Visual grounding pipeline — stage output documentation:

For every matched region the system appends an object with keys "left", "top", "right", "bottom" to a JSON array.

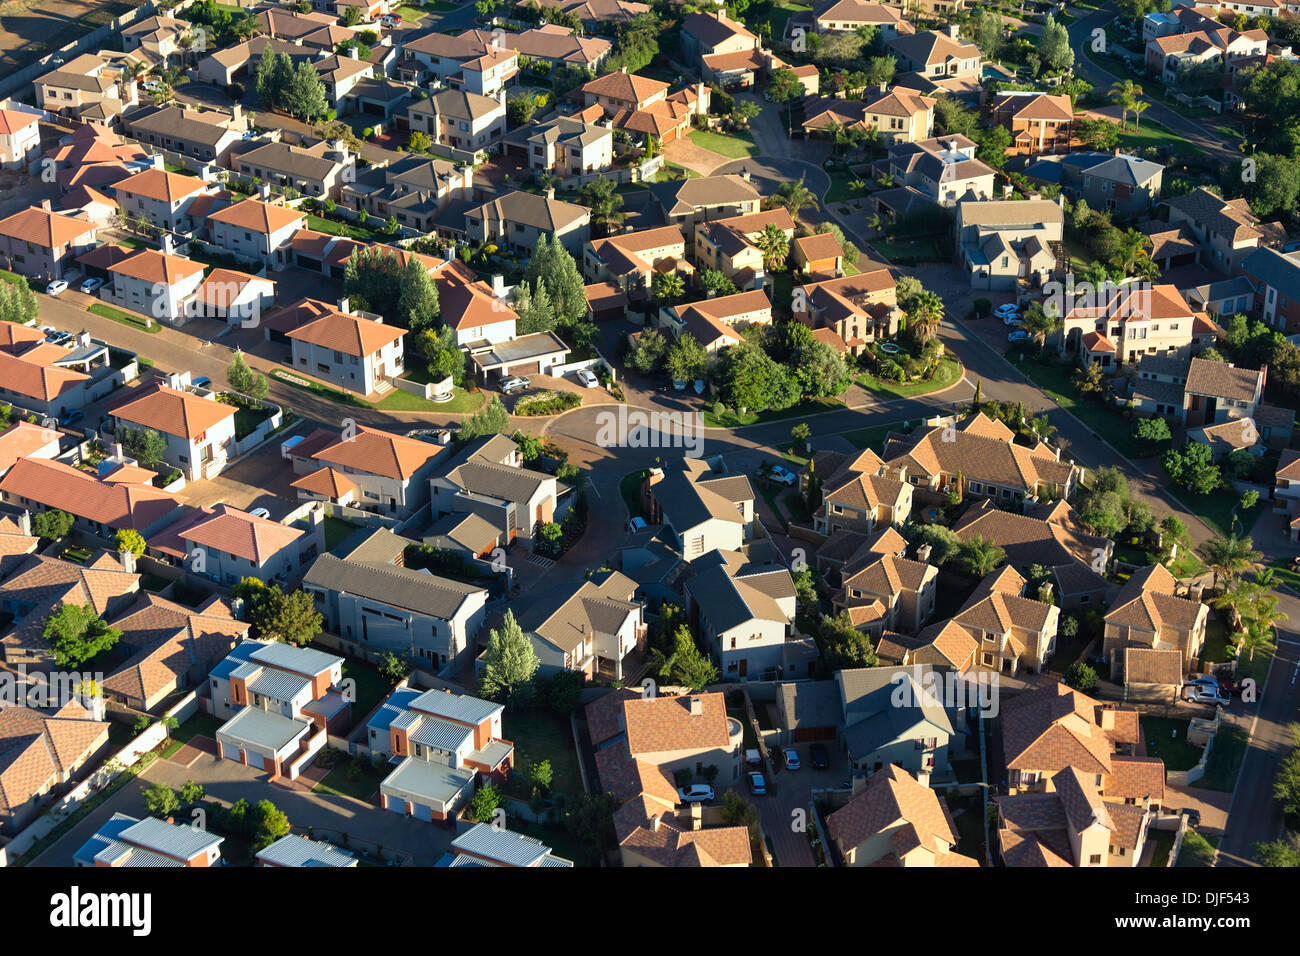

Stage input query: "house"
[
  {"left": 1059, "top": 283, "right": 1204, "bottom": 367},
  {"left": 0, "top": 203, "right": 97, "bottom": 280},
  {"left": 108, "top": 380, "right": 238, "bottom": 481},
  {"left": 988, "top": 91, "right": 1074, "bottom": 156},
  {"left": 1181, "top": 356, "right": 1265, "bottom": 427},
  {"left": 644, "top": 458, "right": 755, "bottom": 557},
  {"left": 467, "top": 329, "right": 573, "bottom": 384},
  {"left": 235, "top": 140, "right": 356, "bottom": 202},
  {"left": 288, "top": 424, "right": 444, "bottom": 516},
  {"left": 303, "top": 533, "right": 488, "bottom": 675},
  {"left": 441, "top": 822, "right": 573, "bottom": 866},
  {"left": 834, "top": 665, "right": 968, "bottom": 778},
  {"left": 693, "top": 207, "right": 794, "bottom": 285},
  {"left": 0, "top": 702, "right": 111, "bottom": 835},
  {"left": 0, "top": 335, "right": 100, "bottom": 418},
  {"left": 464, "top": 189, "right": 591, "bottom": 256},
  {"left": 113, "top": 167, "right": 218, "bottom": 236},
  {"left": 887, "top": 27, "right": 982, "bottom": 81},
  {"left": 791, "top": 232, "right": 844, "bottom": 279},
  {"left": 437, "top": 273, "right": 519, "bottom": 348},
  {"left": 151, "top": 503, "right": 322, "bottom": 586},
  {"left": 423, "top": 512, "right": 503, "bottom": 563},
  {"left": 196, "top": 268, "right": 277, "bottom": 325},
  {"left": 120, "top": 13, "right": 190, "bottom": 65},
  {"left": 579, "top": 70, "right": 667, "bottom": 115},
  {"left": 659, "top": 289, "right": 774, "bottom": 351},
  {"left": 124, "top": 104, "right": 248, "bottom": 167},
  {"left": 369, "top": 686, "right": 512, "bottom": 821},
  {"left": 1103, "top": 564, "right": 1209, "bottom": 679},
  {"left": 256, "top": 834, "right": 357, "bottom": 867},
  {"left": 286, "top": 306, "right": 405, "bottom": 395},
  {"left": 34, "top": 53, "right": 138, "bottom": 125},
  {"left": 74, "top": 813, "right": 223, "bottom": 867},
  {"left": 812, "top": 519, "right": 910, "bottom": 584},
  {"left": 827, "top": 764, "right": 979, "bottom": 867},
  {"left": 648, "top": 173, "right": 761, "bottom": 239},
  {"left": 1166, "top": 186, "right": 1284, "bottom": 274},
  {"left": 801, "top": 86, "right": 935, "bottom": 145},
  {"left": 833, "top": 553, "right": 937, "bottom": 636},
  {"left": 505, "top": 115, "right": 613, "bottom": 180},
  {"left": 951, "top": 499, "right": 1113, "bottom": 610},
  {"left": 882, "top": 413, "right": 1081, "bottom": 500},
  {"left": 685, "top": 553, "right": 796, "bottom": 681},
  {"left": 428, "top": 434, "right": 563, "bottom": 546},
  {"left": 601, "top": 82, "right": 710, "bottom": 147},
  {"left": 515, "top": 572, "right": 646, "bottom": 681},
  {"left": 492, "top": 23, "right": 612, "bottom": 71},
  {"left": 205, "top": 198, "right": 307, "bottom": 268},
  {"left": 586, "top": 689, "right": 751, "bottom": 867},
  {"left": 395, "top": 31, "right": 519, "bottom": 97},
  {"left": 814, "top": 0, "right": 914, "bottom": 37},
  {"left": 0, "top": 107, "right": 42, "bottom": 170},
  {"left": 0, "top": 421, "right": 61, "bottom": 478},
  {"left": 681, "top": 12, "right": 770, "bottom": 88},
  {"left": 407, "top": 89, "right": 507, "bottom": 154},
  {"left": 584, "top": 225, "right": 690, "bottom": 296},
  {"left": 312, "top": 53, "right": 376, "bottom": 108},
  {"left": 955, "top": 197, "right": 1063, "bottom": 290},
  {"left": 1275, "top": 448, "right": 1300, "bottom": 523},
  {"left": 792, "top": 267, "right": 900, "bottom": 354},
  {"left": 812, "top": 446, "right": 913, "bottom": 536},
  {"left": 1054, "top": 151, "right": 1164, "bottom": 217},
  {"left": 104, "top": 249, "right": 207, "bottom": 323},
  {"left": 210, "top": 640, "right": 347, "bottom": 779},
  {"left": 882, "top": 134, "right": 995, "bottom": 205},
  {"left": 101, "top": 592, "right": 247, "bottom": 712},
  {"left": 1242, "top": 247, "right": 1300, "bottom": 334},
  {"left": 0, "top": 458, "right": 183, "bottom": 541},
  {"left": 341, "top": 156, "right": 474, "bottom": 234}
]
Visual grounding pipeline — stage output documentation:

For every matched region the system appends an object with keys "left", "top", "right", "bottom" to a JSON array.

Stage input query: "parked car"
[
  {"left": 748, "top": 772, "right": 767, "bottom": 795},
  {"left": 627, "top": 516, "right": 647, "bottom": 533},
  {"left": 79, "top": 277, "right": 104, "bottom": 294},
  {"left": 1001, "top": 314, "right": 1023, "bottom": 326},
  {"left": 45, "top": 280, "right": 68, "bottom": 296},
  {"left": 809, "top": 743, "right": 830, "bottom": 769},
  {"left": 745, "top": 748, "right": 762, "bottom": 767},
  {"left": 46, "top": 330, "right": 72, "bottom": 345},
  {"left": 782, "top": 747, "right": 800, "bottom": 771},
  {"left": 191, "top": 376, "right": 211, "bottom": 389},
  {"left": 677, "top": 784, "right": 714, "bottom": 804},
  {"left": 1182, "top": 684, "right": 1230, "bottom": 707},
  {"left": 575, "top": 368, "right": 599, "bottom": 388},
  {"left": 1008, "top": 330, "right": 1030, "bottom": 342},
  {"left": 59, "top": 409, "right": 83, "bottom": 426},
  {"left": 38, "top": 325, "right": 55, "bottom": 335},
  {"left": 1181, "top": 808, "right": 1201, "bottom": 827},
  {"left": 248, "top": 507, "right": 272, "bottom": 519},
  {"left": 769, "top": 464, "right": 797, "bottom": 486},
  {"left": 994, "top": 303, "right": 1020, "bottom": 318},
  {"left": 500, "top": 375, "right": 529, "bottom": 394}
]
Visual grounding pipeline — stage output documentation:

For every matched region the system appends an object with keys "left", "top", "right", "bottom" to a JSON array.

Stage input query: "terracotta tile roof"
[
  {"left": 0, "top": 206, "right": 94, "bottom": 248},
  {"left": 1276, "top": 448, "right": 1300, "bottom": 482},
  {"left": 110, "top": 383, "right": 235, "bottom": 440},
  {"left": 0, "top": 421, "right": 59, "bottom": 473},
  {"left": 437, "top": 275, "right": 520, "bottom": 331},
  {"left": 1000, "top": 683, "right": 1120, "bottom": 776},
  {"left": 0, "top": 703, "right": 109, "bottom": 812},
  {"left": 115, "top": 167, "right": 209, "bottom": 204},
  {"left": 177, "top": 504, "right": 304, "bottom": 565},
  {"left": 581, "top": 70, "right": 668, "bottom": 104},
  {"left": 0, "top": 109, "right": 40, "bottom": 136},
  {"left": 991, "top": 91, "right": 1073, "bottom": 123},
  {"left": 312, "top": 425, "right": 443, "bottom": 480},
  {"left": 1106, "top": 564, "right": 1206, "bottom": 632},
  {"left": 197, "top": 268, "right": 272, "bottom": 309},
  {"left": 290, "top": 466, "right": 357, "bottom": 499},
  {"left": 1104, "top": 755, "right": 1165, "bottom": 804},
  {"left": 286, "top": 312, "right": 404, "bottom": 356},
  {"left": 952, "top": 499, "right": 1107, "bottom": 571},
  {"left": 1106, "top": 800, "right": 1147, "bottom": 851},
  {"left": 0, "top": 347, "right": 87, "bottom": 405},
  {"left": 0, "top": 458, "right": 180, "bottom": 530},
  {"left": 1081, "top": 330, "right": 1115, "bottom": 352},
  {"left": 793, "top": 231, "right": 843, "bottom": 262},
  {"left": 827, "top": 765, "right": 971, "bottom": 863},
  {"left": 585, "top": 687, "right": 640, "bottom": 747},
  {"left": 107, "top": 249, "right": 205, "bottom": 286},
  {"left": 623, "top": 692, "right": 731, "bottom": 755},
  {"left": 206, "top": 198, "right": 305, "bottom": 234},
  {"left": 1184, "top": 357, "right": 1262, "bottom": 403}
]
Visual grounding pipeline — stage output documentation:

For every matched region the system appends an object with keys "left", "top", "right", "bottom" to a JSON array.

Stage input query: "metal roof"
[
  {"left": 451, "top": 822, "right": 571, "bottom": 867},
  {"left": 256, "top": 834, "right": 358, "bottom": 867},
  {"left": 216, "top": 706, "right": 312, "bottom": 752},
  {"left": 118, "top": 815, "right": 223, "bottom": 861},
  {"left": 246, "top": 666, "right": 311, "bottom": 702},
  {"left": 408, "top": 713, "right": 474, "bottom": 752},
  {"left": 379, "top": 757, "right": 475, "bottom": 805},
  {"left": 409, "top": 688, "right": 501, "bottom": 726},
  {"left": 250, "top": 640, "right": 342, "bottom": 676}
]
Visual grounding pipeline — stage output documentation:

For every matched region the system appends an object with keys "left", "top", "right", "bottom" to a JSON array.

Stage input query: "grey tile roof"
[{"left": 304, "top": 553, "right": 485, "bottom": 620}]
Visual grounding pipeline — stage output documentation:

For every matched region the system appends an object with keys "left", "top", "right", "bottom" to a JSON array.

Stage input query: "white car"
[
  {"left": 575, "top": 368, "right": 599, "bottom": 388},
  {"left": 1001, "top": 313, "right": 1023, "bottom": 326},
  {"left": 769, "top": 464, "right": 797, "bottom": 486},
  {"left": 748, "top": 772, "right": 767, "bottom": 795},
  {"left": 1183, "top": 685, "right": 1230, "bottom": 707},
  {"left": 45, "top": 280, "right": 68, "bottom": 296},
  {"left": 1008, "top": 330, "right": 1030, "bottom": 343},
  {"left": 500, "top": 375, "right": 530, "bottom": 395},
  {"left": 994, "top": 303, "right": 1020, "bottom": 318},
  {"left": 677, "top": 784, "right": 715, "bottom": 804},
  {"left": 783, "top": 748, "right": 800, "bottom": 770},
  {"left": 80, "top": 277, "right": 104, "bottom": 294},
  {"left": 248, "top": 507, "right": 272, "bottom": 519}
]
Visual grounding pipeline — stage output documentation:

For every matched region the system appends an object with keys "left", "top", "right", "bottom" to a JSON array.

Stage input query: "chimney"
[
  {"left": 879, "top": 82, "right": 888, "bottom": 93},
  {"left": 915, "top": 543, "right": 932, "bottom": 564},
  {"left": 338, "top": 296, "right": 350, "bottom": 313},
  {"left": 545, "top": 187, "right": 555, "bottom": 200},
  {"left": 119, "top": 549, "right": 137, "bottom": 574},
  {"left": 349, "top": 44, "right": 359, "bottom": 60},
  {"left": 948, "top": 23, "right": 959, "bottom": 38},
  {"left": 621, "top": 65, "right": 627, "bottom": 74},
  {"left": 39, "top": 198, "right": 52, "bottom": 211},
  {"left": 916, "top": 768, "right": 931, "bottom": 788},
  {"left": 1038, "top": 581, "right": 1054, "bottom": 603},
  {"left": 689, "top": 801, "right": 702, "bottom": 830},
  {"left": 739, "top": 166, "right": 750, "bottom": 181},
  {"left": 1113, "top": 147, "right": 1121, "bottom": 156},
  {"left": 162, "top": 233, "right": 176, "bottom": 255},
  {"left": 1099, "top": 708, "right": 1116, "bottom": 731},
  {"left": 688, "top": 696, "right": 703, "bottom": 716},
  {"left": 231, "top": 103, "right": 243, "bottom": 124},
  {"left": 18, "top": 510, "right": 31, "bottom": 536},
  {"left": 650, "top": 814, "right": 660, "bottom": 832}
]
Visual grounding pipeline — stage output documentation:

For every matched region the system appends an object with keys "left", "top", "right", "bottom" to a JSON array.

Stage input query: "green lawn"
[
  {"left": 1236, "top": 643, "right": 1273, "bottom": 694},
  {"left": 1149, "top": 827, "right": 1176, "bottom": 867},
  {"left": 89, "top": 303, "right": 162, "bottom": 334},
  {"left": 161, "top": 713, "right": 225, "bottom": 759},
  {"left": 373, "top": 385, "right": 485, "bottom": 413},
  {"left": 1165, "top": 484, "right": 1261, "bottom": 538},
  {"left": 231, "top": 403, "right": 273, "bottom": 441},
  {"left": 1116, "top": 119, "right": 1205, "bottom": 158},
  {"left": 840, "top": 420, "right": 905, "bottom": 453},
  {"left": 271, "top": 368, "right": 362, "bottom": 405},
  {"left": 658, "top": 162, "right": 700, "bottom": 180},
  {"left": 620, "top": 468, "right": 648, "bottom": 520},
  {"left": 824, "top": 167, "right": 867, "bottom": 204},
  {"left": 702, "top": 396, "right": 844, "bottom": 428},
  {"left": 1198, "top": 616, "right": 1232, "bottom": 665},
  {"left": 313, "top": 762, "right": 382, "bottom": 803},
  {"left": 506, "top": 709, "right": 583, "bottom": 802},
  {"left": 1140, "top": 717, "right": 1202, "bottom": 772},
  {"left": 1175, "top": 829, "right": 1219, "bottom": 866},
  {"left": 324, "top": 516, "right": 362, "bottom": 550},
  {"left": 1200, "top": 725, "right": 1248, "bottom": 792},
  {"left": 306, "top": 214, "right": 393, "bottom": 242},
  {"left": 1267, "top": 558, "right": 1300, "bottom": 593},
  {"left": 872, "top": 238, "right": 942, "bottom": 264},
  {"left": 688, "top": 129, "right": 759, "bottom": 159},
  {"left": 855, "top": 356, "right": 962, "bottom": 400},
  {"left": 339, "top": 658, "right": 393, "bottom": 722},
  {"left": 1007, "top": 354, "right": 1153, "bottom": 460}
]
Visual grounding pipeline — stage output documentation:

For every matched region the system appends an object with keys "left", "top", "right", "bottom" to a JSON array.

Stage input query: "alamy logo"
[
  {"left": 50, "top": 887, "right": 152, "bottom": 937},
  {"left": 890, "top": 669, "right": 1000, "bottom": 718},
  {"left": 593, "top": 405, "right": 704, "bottom": 458}
]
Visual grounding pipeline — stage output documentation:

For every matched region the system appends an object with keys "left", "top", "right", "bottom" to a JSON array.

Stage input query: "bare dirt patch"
[{"left": 0, "top": 0, "right": 144, "bottom": 74}]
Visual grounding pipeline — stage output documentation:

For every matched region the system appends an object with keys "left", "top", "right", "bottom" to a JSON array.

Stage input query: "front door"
[{"left": 739, "top": 658, "right": 747, "bottom": 678}]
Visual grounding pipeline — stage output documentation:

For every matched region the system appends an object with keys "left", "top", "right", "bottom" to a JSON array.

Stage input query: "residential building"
[
  {"left": 440, "top": 823, "right": 573, "bottom": 866},
  {"left": 124, "top": 104, "right": 248, "bottom": 167},
  {"left": 235, "top": 139, "right": 356, "bottom": 201},
  {"left": 492, "top": 23, "right": 612, "bottom": 71},
  {"left": 1166, "top": 186, "right": 1284, "bottom": 274},
  {"left": 791, "top": 231, "right": 844, "bottom": 279},
  {"left": 685, "top": 553, "right": 796, "bottom": 681},
  {"left": 1058, "top": 283, "right": 1203, "bottom": 366},
  {"left": 205, "top": 198, "right": 307, "bottom": 268},
  {"left": 584, "top": 225, "right": 691, "bottom": 297},
  {"left": 395, "top": 32, "right": 519, "bottom": 97},
  {"left": 464, "top": 189, "right": 591, "bottom": 256},
  {"left": 120, "top": 14, "right": 190, "bottom": 65},
  {"left": 792, "top": 267, "right": 901, "bottom": 355},
  {"left": 693, "top": 207, "right": 794, "bottom": 285},
  {"left": 1055, "top": 151, "right": 1164, "bottom": 217},
  {"left": 1242, "top": 246, "right": 1300, "bottom": 334},
  {"left": 643, "top": 458, "right": 756, "bottom": 557},
  {"left": 103, "top": 249, "right": 206, "bottom": 323},
  {"left": 648, "top": 173, "right": 761, "bottom": 239},
  {"left": 195, "top": 268, "right": 277, "bottom": 325},
  {"left": 342, "top": 156, "right": 473, "bottom": 234},
  {"left": 1103, "top": 564, "right": 1209, "bottom": 679},
  {"left": 34, "top": 53, "right": 138, "bottom": 125},
  {"left": 428, "top": 434, "right": 563, "bottom": 546},
  {"left": 256, "top": 834, "right": 357, "bottom": 867},
  {"left": 812, "top": 447, "right": 913, "bottom": 536},
  {"left": 0, "top": 107, "right": 42, "bottom": 170},
  {"left": 504, "top": 115, "right": 612, "bottom": 178},
  {"left": 883, "top": 134, "right": 996, "bottom": 205},
  {"left": 407, "top": 89, "right": 507, "bottom": 154},
  {"left": 0, "top": 702, "right": 110, "bottom": 835},
  {"left": 1275, "top": 448, "right": 1300, "bottom": 520},
  {"left": 955, "top": 197, "right": 1063, "bottom": 290},
  {"left": 814, "top": 0, "right": 914, "bottom": 37},
  {"left": 108, "top": 380, "right": 238, "bottom": 481},
  {"left": 151, "top": 502, "right": 323, "bottom": 587},
  {"left": 286, "top": 305, "right": 405, "bottom": 395},
  {"left": 659, "top": 289, "right": 774, "bottom": 351},
  {"left": 516, "top": 572, "right": 646, "bottom": 680},
  {"left": 0, "top": 420, "right": 61, "bottom": 478},
  {"left": 681, "top": 12, "right": 770, "bottom": 88},
  {"left": 988, "top": 91, "right": 1074, "bottom": 156},
  {"left": 438, "top": 273, "right": 519, "bottom": 348},
  {"left": 74, "top": 813, "right": 223, "bottom": 867},
  {"left": 887, "top": 27, "right": 982, "bottom": 80},
  {"left": 827, "top": 764, "right": 979, "bottom": 867},
  {"left": 0, "top": 203, "right": 98, "bottom": 280},
  {"left": 801, "top": 86, "right": 935, "bottom": 145},
  {"left": 1181, "top": 355, "right": 1265, "bottom": 427},
  {"left": 528, "top": 0, "right": 648, "bottom": 32},
  {"left": 0, "top": 328, "right": 122, "bottom": 418},
  {"left": 287, "top": 424, "right": 445, "bottom": 516},
  {"left": 113, "top": 167, "right": 218, "bottom": 235},
  {"left": 0, "top": 458, "right": 183, "bottom": 542},
  {"left": 832, "top": 553, "right": 937, "bottom": 636}
]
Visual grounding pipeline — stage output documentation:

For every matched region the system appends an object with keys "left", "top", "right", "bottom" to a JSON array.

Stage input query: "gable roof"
[
  {"left": 286, "top": 312, "right": 405, "bottom": 356},
  {"left": 308, "top": 425, "right": 442, "bottom": 480},
  {"left": 110, "top": 383, "right": 235, "bottom": 439},
  {"left": 0, "top": 458, "right": 180, "bottom": 530},
  {"left": 206, "top": 198, "right": 305, "bottom": 234},
  {"left": 0, "top": 206, "right": 95, "bottom": 248}
]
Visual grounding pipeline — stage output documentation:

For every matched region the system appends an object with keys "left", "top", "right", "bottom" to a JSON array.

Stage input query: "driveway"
[{"left": 754, "top": 742, "right": 847, "bottom": 867}]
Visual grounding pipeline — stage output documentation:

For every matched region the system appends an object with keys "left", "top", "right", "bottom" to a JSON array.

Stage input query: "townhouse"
[
  {"left": 504, "top": 116, "right": 612, "bottom": 179},
  {"left": 584, "top": 225, "right": 691, "bottom": 297},
  {"left": 1242, "top": 246, "right": 1300, "bottom": 334},
  {"left": 882, "top": 134, "right": 996, "bottom": 205},
  {"left": 0, "top": 203, "right": 97, "bottom": 280},
  {"left": 151, "top": 502, "right": 322, "bottom": 586},
  {"left": 792, "top": 266, "right": 901, "bottom": 354},
  {"left": 0, "top": 107, "right": 42, "bottom": 170},
  {"left": 407, "top": 89, "right": 507, "bottom": 154},
  {"left": 74, "top": 813, "right": 224, "bottom": 867},
  {"left": 235, "top": 139, "right": 356, "bottom": 202},
  {"left": 396, "top": 32, "right": 519, "bottom": 97},
  {"left": 987, "top": 91, "right": 1074, "bottom": 156},
  {"left": 528, "top": 0, "right": 649, "bottom": 32},
  {"left": 887, "top": 27, "right": 982, "bottom": 82},
  {"left": 287, "top": 424, "right": 445, "bottom": 516},
  {"left": 441, "top": 823, "right": 573, "bottom": 866},
  {"left": 109, "top": 379, "right": 238, "bottom": 481},
  {"left": 428, "top": 434, "right": 562, "bottom": 547},
  {"left": 791, "top": 231, "right": 845, "bottom": 279},
  {"left": 833, "top": 552, "right": 937, "bottom": 636},
  {"left": 1181, "top": 355, "right": 1265, "bottom": 427},
  {"left": 1059, "top": 283, "right": 1203, "bottom": 367},
  {"left": 342, "top": 156, "right": 474, "bottom": 234},
  {"left": 438, "top": 272, "right": 519, "bottom": 348},
  {"left": 0, "top": 331, "right": 106, "bottom": 418},
  {"left": 285, "top": 304, "right": 406, "bottom": 395},
  {"left": 196, "top": 267, "right": 277, "bottom": 324},
  {"left": 370, "top": 686, "right": 513, "bottom": 821},
  {"left": 814, "top": 0, "right": 914, "bottom": 38},
  {"left": 1052, "top": 150, "right": 1164, "bottom": 217},
  {"left": 206, "top": 198, "right": 307, "bottom": 268},
  {"left": 104, "top": 248, "right": 207, "bottom": 323},
  {"left": 1166, "top": 186, "right": 1284, "bottom": 274},
  {"left": 113, "top": 167, "right": 220, "bottom": 236},
  {"left": 493, "top": 23, "right": 612, "bottom": 72},
  {"left": 681, "top": 11, "right": 771, "bottom": 89},
  {"left": 648, "top": 173, "right": 761, "bottom": 240},
  {"left": 34, "top": 53, "right": 138, "bottom": 125},
  {"left": 124, "top": 104, "right": 249, "bottom": 167},
  {"left": 685, "top": 554, "right": 796, "bottom": 681},
  {"left": 120, "top": 13, "right": 189, "bottom": 66},
  {"left": 0, "top": 701, "right": 111, "bottom": 835},
  {"left": 659, "top": 289, "right": 774, "bottom": 352},
  {"left": 464, "top": 189, "right": 591, "bottom": 256},
  {"left": 1103, "top": 563, "right": 1209, "bottom": 684},
  {"left": 955, "top": 197, "right": 1063, "bottom": 291},
  {"left": 516, "top": 571, "right": 645, "bottom": 681},
  {"left": 693, "top": 208, "right": 795, "bottom": 286},
  {"left": 828, "top": 764, "right": 979, "bottom": 867},
  {"left": 0, "top": 420, "right": 61, "bottom": 478},
  {"left": 644, "top": 459, "right": 756, "bottom": 558},
  {"left": 801, "top": 86, "right": 935, "bottom": 146},
  {"left": 812, "top": 447, "right": 913, "bottom": 536},
  {"left": 257, "top": 834, "right": 357, "bottom": 867},
  {"left": 0, "top": 459, "right": 184, "bottom": 543}
]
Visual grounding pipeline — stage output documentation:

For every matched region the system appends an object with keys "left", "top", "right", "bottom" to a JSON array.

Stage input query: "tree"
[
  {"left": 653, "top": 624, "right": 718, "bottom": 690},
  {"left": 957, "top": 535, "right": 1005, "bottom": 577},
  {"left": 1040, "top": 14, "right": 1074, "bottom": 73},
  {"left": 377, "top": 650, "right": 412, "bottom": 683},
  {"left": 1272, "top": 724, "right": 1300, "bottom": 816},
  {"left": 285, "top": 61, "right": 328, "bottom": 120},
  {"left": 755, "top": 223, "right": 790, "bottom": 271},
  {"left": 227, "top": 349, "right": 257, "bottom": 392},
  {"left": 478, "top": 610, "right": 540, "bottom": 705},
  {"left": 459, "top": 395, "right": 510, "bottom": 441},
  {"left": 698, "top": 269, "right": 738, "bottom": 298},
  {"left": 906, "top": 290, "right": 945, "bottom": 342},
  {"left": 1255, "top": 834, "right": 1300, "bottom": 867},
  {"left": 524, "top": 234, "right": 586, "bottom": 325},
  {"left": 118, "top": 425, "right": 167, "bottom": 466},
  {"left": 1075, "top": 118, "right": 1120, "bottom": 150},
  {"left": 652, "top": 270, "right": 685, "bottom": 301},
  {"left": 1197, "top": 534, "right": 1262, "bottom": 591},
  {"left": 718, "top": 341, "right": 799, "bottom": 413},
  {"left": 1132, "top": 416, "right": 1172, "bottom": 445},
  {"left": 821, "top": 611, "right": 877, "bottom": 669},
  {"left": 251, "top": 799, "right": 290, "bottom": 850},
  {"left": 180, "top": 780, "right": 206, "bottom": 806},
  {"left": 115, "top": 529, "right": 146, "bottom": 556},
  {"left": 144, "top": 782, "right": 181, "bottom": 819},
  {"left": 772, "top": 176, "right": 817, "bottom": 216},
  {"left": 1110, "top": 79, "right": 1143, "bottom": 130},
  {"left": 626, "top": 328, "right": 668, "bottom": 375},
  {"left": 1064, "top": 662, "right": 1099, "bottom": 691},
  {"left": 965, "top": 9, "right": 1003, "bottom": 58},
  {"left": 1249, "top": 152, "right": 1300, "bottom": 218},
  {"left": 33, "top": 509, "right": 76, "bottom": 541},
  {"left": 1163, "top": 441, "right": 1222, "bottom": 495},
  {"left": 1019, "top": 301, "right": 1058, "bottom": 357},
  {"left": 248, "top": 585, "right": 323, "bottom": 646},
  {"left": 342, "top": 4, "right": 362, "bottom": 25},
  {"left": 794, "top": 339, "right": 851, "bottom": 398},
  {"left": 528, "top": 759, "right": 554, "bottom": 793},
  {"left": 406, "top": 129, "right": 433, "bottom": 153},
  {"left": 766, "top": 66, "right": 804, "bottom": 104},
  {"left": 579, "top": 177, "right": 626, "bottom": 236},
  {"left": 44, "top": 603, "right": 121, "bottom": 667},
  {"left": 665, "top": 333, "right": 707, "bottom": 382},
  {"left": 466, "top": 784, "right": 501, "bottom": 823}
]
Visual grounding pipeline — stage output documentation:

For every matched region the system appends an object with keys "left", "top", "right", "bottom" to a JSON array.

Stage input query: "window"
[{"left": 1089, "top": 854, "right": 1102, "bottom": 865}]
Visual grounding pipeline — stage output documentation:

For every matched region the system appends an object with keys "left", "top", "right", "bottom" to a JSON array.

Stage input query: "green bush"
[
  {"left": 514, "top": 390, "right": 582, "bottom": 416},
  {"left": 973, "top": 298, "right": 992, "bottom": 317}
]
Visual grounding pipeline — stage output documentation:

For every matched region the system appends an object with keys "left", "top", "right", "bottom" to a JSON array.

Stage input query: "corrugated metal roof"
[
  {"left": 118, "top": 816, "right": 223, "bottom": 861},
  {"left": 410, "top": 688, "right": 501, "bottom": 726},
  {"left": 246, "top": 666, "right": 311, "bottom": 702},
  {"left": 408, "top": 714, "right": 473, "bottom": 753},
  {"left": 249, "top": 639, "right": 342, "bottom": 676},
  {"left": 256, "top": 834, "right": 358, "bottom": 867},
  {"left": 451, "top": 822, "right": 567, "bottom": 867},
  {"left": 216, "top": 706, "right": 312, "bottom": 752}
]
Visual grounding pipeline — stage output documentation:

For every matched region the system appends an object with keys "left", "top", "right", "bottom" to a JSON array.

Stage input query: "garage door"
[
  {"left": 387, "top": 796, "right": 406, "bottom": 815},
  {"left": 506, "top": 361, "right": 540, "bottom": 378},
  {"left": 219, "top": 741, "right": 241, "bottom": 761},
  {"left": 413, "top": 801, "right": 433, "bottom": 822}
]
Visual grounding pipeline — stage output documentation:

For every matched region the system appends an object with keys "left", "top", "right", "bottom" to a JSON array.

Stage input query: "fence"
[{"left": 556, "top": 154, "right": 664, "bottom": 191}]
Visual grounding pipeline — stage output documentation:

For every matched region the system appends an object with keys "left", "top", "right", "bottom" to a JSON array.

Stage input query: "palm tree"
[
  {"left": 1114, "top": 228, "right": 1150, "bottom": 275},
  {"left": 1237, "top": 619, "right": 1277, "bottom": 663},
  {"left": 960, "top": 535, "right": 1005, "bottom": 578},
  {"left": 1020, "top": 302, "right": 1059, "bottom": 358},
  {"left": 907, "top": 290, "right": 945, "bottom": 342},
  {"left": 774, "top": 176, "right": 817, "bottom": 216},
  {"left": 580, "top": 178, "right": 625, "bottom": 237},
  {"left": 1110, "top": 79, "right": 1143, "bottom": 130},
  {"left": 1196, "top": 534, "right": 1262, "bottom": 591},
  {"left": 1131, "top": 100, "right": 1150, "bottom": 131},
  {"left": 652, "top": 271, "right": 684, "bottom": 302},
  {"left": 756, "top": 223, "right": 790, "bottom": 271}
]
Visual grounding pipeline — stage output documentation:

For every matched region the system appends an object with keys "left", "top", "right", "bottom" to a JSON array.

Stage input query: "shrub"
[
  {"left": 973, "top": 298, "right": 992, "bottom": 317},
  {"left": 514, "top": 390, "right": 582, "bottom": 416}
]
